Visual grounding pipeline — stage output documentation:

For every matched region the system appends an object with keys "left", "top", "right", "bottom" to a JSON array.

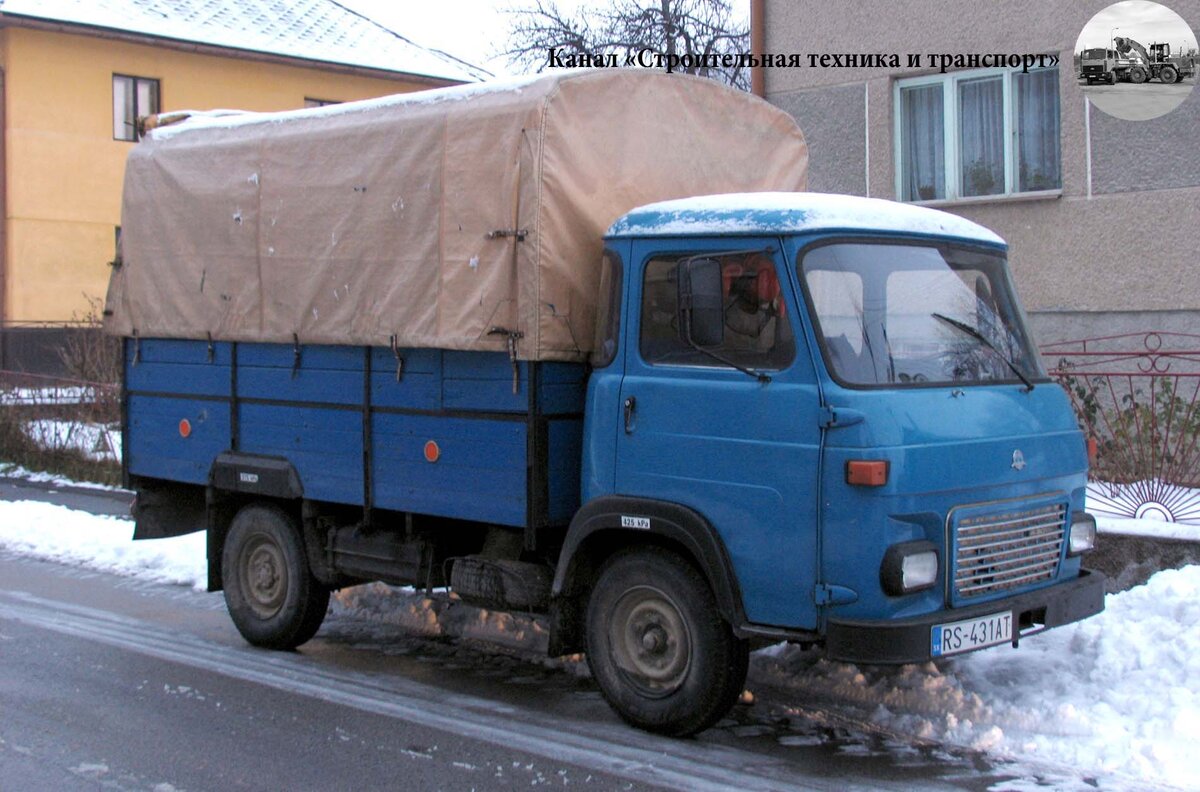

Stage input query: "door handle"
[{"left": 623, "top": 396, "right": 637, "bottom": 434}]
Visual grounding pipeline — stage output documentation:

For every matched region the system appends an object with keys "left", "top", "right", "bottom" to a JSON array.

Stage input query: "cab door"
[{"left": 613, "top": 237, "right": 823, "bottom": 629}]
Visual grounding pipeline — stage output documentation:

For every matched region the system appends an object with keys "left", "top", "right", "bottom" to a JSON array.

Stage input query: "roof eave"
[{"left": 0, "top": 12, "right": 466, "bottom": 87}]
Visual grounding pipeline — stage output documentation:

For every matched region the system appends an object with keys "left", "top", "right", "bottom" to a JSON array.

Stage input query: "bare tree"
[{"left": 503, "top": 0, "right": 750, "bottom": 89}]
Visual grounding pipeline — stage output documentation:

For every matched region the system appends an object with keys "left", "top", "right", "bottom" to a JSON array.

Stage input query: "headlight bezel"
[
  {"left": 1069, "top": 511, "right": 1097, "bottom": 556},
  {"left": 880, "top": 540, "right": 940, "bottom": 596}
]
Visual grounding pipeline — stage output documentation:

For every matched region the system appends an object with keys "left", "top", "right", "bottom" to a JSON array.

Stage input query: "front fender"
[{"left": 553, "top": 495, "right": 747, "bottom": 628}]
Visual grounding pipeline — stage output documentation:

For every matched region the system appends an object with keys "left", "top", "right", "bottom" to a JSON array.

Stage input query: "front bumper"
[{"left": 824, "top": 569, "right": 1106, "bottom": 664}]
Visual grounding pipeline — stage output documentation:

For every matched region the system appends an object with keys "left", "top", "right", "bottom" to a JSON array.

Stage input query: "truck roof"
[{"left": 606, "top": 192, "right": 1005, "bottom": 247}]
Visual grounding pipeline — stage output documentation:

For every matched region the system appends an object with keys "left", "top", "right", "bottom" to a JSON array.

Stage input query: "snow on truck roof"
[{"left": 608, "top": 192, "right": 1005, "bottom": 246}]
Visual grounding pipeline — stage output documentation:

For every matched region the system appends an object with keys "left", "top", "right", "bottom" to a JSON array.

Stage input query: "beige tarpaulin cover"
[{"left": 105, "top": 69, "right": 807, "bottom": 361}]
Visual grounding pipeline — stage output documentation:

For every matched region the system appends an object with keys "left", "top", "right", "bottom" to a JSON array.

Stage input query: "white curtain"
[
  {"left": 901, "top": 85, "right": 944, "bottom": 201},
  {"left": 958, "top": 77, "right": 1004, "bottom": 197},
  {"left": 1016, "top": 68, "right": 1061, "bottom": 192}
]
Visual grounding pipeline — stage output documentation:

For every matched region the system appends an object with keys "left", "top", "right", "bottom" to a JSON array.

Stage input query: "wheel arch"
[{"left": 549, "top": 496, "right": 746, "bottom": 655}]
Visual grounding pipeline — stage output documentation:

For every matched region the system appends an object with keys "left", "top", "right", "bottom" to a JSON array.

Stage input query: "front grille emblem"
[{"left": 1011, "top": 449, "right": 1027, "bottom": 471}]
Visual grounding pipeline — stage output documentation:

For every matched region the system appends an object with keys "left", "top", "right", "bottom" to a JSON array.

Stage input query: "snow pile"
[
  {"left": 333, "top": 582, "right": 551, "bottom": 654},
  {"left": 1, "top": 496, "right": 1198, "bottom": 787},
  {"left": 753, "top": 567, "right": 1200, "bottom": 787},
  {"left": 0, "top": 500, "right": 205, "bottom": 588}
]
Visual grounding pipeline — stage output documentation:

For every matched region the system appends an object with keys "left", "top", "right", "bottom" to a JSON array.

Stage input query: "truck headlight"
[
  {"left": 880, "top": 540, "right": 939, "bottom": 596},
  {"left": 1069, "top": 512, "right": 1097, "bottom": 556}
]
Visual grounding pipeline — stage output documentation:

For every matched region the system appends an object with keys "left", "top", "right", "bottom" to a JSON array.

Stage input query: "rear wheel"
[
  {"left": 585, "top": 547, "right": 748, "bottom": 736},
  {"left": 222, "top": 503, "right": 329, "bottom": 649},
  {"left": 1160, "top": 66, "right": 1178, "bottom": 84}
]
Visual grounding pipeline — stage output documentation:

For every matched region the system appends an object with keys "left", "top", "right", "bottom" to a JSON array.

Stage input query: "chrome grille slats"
[{"left": 952, "top": 502, "right": 1066, "bottom": 599}]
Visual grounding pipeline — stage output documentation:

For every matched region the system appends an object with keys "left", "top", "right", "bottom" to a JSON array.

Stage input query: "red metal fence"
[{"left": 1041, "top": 332, "right": 1200, "bottom": 525}]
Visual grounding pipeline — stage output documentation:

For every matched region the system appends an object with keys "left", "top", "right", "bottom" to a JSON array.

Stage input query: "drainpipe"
[
  {"left": 750, "top": 0, "right": 765, "bottom": 97},
  {"left": 0, "top": 67, "right": 7, "bottom": 345}
]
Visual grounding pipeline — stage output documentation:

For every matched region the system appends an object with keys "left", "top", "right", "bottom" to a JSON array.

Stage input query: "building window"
[
  {"left": 895, "top": 66, "right": 1060, "bottom": 202},
  {"left": 304, "top": 97, "right": 341, "bottom": 108},
  {"left": 113, "top": 74, "right": 160, "bottom": 141}
]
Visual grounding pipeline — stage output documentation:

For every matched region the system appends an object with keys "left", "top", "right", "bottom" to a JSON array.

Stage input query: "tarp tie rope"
[{"left": 488, "top": 327, "right": 524, "bottom": 394}]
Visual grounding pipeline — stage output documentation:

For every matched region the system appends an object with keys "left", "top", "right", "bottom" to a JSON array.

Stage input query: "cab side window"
[{"left": 639, "top": 253, "right": 794, "bottom": 370}]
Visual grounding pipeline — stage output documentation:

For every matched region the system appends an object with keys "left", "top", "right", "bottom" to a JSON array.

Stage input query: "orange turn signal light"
[{"left": 846, "top": 460, "right": 888, "bottom": 487}]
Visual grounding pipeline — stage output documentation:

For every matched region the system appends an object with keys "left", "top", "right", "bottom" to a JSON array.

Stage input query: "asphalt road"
[
  {"left": 1079, "top": 75, "right": 1196, "bottom": 120},
  {"left": 0, "top": 480, "right": 1061, "bottom": 791}
]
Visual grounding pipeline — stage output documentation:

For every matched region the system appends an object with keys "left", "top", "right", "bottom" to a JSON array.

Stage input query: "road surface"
[{"left": 0, "top": 479, "right": 1061, "bottom": 791}]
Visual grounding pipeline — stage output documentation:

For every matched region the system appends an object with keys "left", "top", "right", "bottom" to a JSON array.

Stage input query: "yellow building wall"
[{"left": 2, "top": 26, "right": 435, "bottom": 322}]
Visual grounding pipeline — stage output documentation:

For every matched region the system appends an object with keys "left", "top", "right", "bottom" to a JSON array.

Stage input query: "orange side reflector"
[
  {"left": 423, "top": 440, "right": 440, "bottom": 463},
  {"left": 846, "top": 460, "right": 888, "bottom": 487},
  {"left": 178, "top": 419, "right": 192, "bottom": 438}
]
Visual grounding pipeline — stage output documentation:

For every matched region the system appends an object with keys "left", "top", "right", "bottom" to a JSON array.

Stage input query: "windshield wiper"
[{"left": 931, "top": 313, "right": 1034, "bottom": 392}]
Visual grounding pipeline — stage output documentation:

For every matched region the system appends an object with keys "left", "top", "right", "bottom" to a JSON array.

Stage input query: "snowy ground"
[
  {"left": 1, "top": 499, "right": 1196, "bottom": 789},
  {"left": 22, "top": 419, "right": 121, "bottom": 461}
]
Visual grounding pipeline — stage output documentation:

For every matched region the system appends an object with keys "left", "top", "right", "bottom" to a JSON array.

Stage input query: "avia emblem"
[{"left": 1011, "top": 450, "right": 1027, "bottom": 471}]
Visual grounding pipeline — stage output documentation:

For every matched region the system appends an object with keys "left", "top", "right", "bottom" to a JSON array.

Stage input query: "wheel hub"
[
  {"left": 609, "top": 586, "right": 692, "bottom": 697},
  {"left": 241, "top": 535, "right": 287, "bottom": 618}
]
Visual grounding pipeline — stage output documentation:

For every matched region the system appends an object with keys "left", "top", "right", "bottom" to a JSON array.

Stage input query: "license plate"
[{"left": 931, "top": 611, "right": 1012, "bottom": 657}]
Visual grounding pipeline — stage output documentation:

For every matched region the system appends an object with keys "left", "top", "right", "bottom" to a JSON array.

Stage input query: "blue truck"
[{"left": 110, "top": 73, "right": 1104, "bottom": 736}]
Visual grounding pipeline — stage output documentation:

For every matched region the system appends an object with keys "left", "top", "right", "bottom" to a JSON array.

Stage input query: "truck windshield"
[
  {"left": 1082, "top": 48, "right": 1110, "bottom": 59},
  {"left": 799, "top": 241, "right": 1044, "bottom": 388}
]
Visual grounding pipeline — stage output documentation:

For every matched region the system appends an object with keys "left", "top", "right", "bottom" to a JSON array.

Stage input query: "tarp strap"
[
  {"left": 291, "top": 333, "right": 302, "bottom": 379},
  {"left": 389, "top": 335, "right": 405, "bottom": 382}
]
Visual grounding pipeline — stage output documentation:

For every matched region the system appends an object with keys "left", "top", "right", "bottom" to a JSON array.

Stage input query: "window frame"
[
  {"left": 795, "top": 235, "right": 1049, "bottom": 391},
  {"left": 893, "top": 65, "right": 1061, "bottom": 204},
  {"left": 113, "top": 73, "right": 161, "bottom": 142},
  {"left": 635, "top": 249, "right": 796, "bottom": 373}
]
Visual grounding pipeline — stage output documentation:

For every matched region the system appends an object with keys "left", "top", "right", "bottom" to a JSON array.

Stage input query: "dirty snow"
[
  {"left": 0, "top": 463, "right": 123, "bottom": 492},
  {"left": 0, "top": 496, "right": 1197, "bottom": 789}
]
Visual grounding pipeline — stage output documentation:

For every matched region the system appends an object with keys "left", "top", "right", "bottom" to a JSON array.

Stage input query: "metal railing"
[{"left": 1042, "top": 332, "right": 1200, "bottom": 525}]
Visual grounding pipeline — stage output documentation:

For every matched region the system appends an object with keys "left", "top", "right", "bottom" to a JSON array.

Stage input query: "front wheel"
[
  {"left": 1130, "top": 67, "right": 1148, "bottom": 84},
  {"left": 222, "top": 503, "right": 330, "bottom": 649},
  {"left": 585, "top": 548, "right": 749, "bottom": 736}
]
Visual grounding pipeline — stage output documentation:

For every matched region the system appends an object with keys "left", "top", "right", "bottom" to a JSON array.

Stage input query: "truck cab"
[
  {"left": 1081, "top": 47, "right": 1120, "bottom": 84},
  {"left": 566, "top": 193, "right": 1103, "bottom": 717}
]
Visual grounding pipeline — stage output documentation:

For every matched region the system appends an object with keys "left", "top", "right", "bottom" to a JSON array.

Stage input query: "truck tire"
[
  {"left": 1130, "top": 67, "right": 1148, "bottom": 84},
  {"left": 222, "top": 503, "right": 330, "bottom": 650},
  {"left": 1160, "top": 66, "right": 1178, "bottom": 84},
  {"left": 585, "top": 547, "right": 749, "bottom": 736}
]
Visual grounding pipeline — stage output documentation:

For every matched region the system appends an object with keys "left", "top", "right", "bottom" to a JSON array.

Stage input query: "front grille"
[{"left": 953, "top": 502, "right": 1066, "bottom": 599}]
